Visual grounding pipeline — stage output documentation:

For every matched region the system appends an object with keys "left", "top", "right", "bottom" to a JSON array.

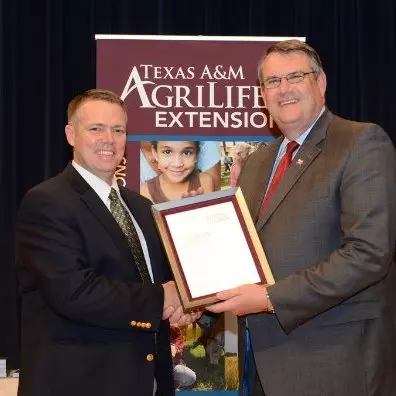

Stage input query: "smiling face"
[
  {"left": 65, "top": 99, "right": 127, "bottom": 185},
  {"left": 260, "top": 51, "right": 327, "bottom": 139},
  {"left": 152, "top": 141, "right": 198, "bottom": 184}
]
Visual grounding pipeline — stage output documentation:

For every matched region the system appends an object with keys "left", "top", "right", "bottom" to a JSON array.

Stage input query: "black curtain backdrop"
[{"left": 1, "top": 0, "right": 396, "bottom": 368}]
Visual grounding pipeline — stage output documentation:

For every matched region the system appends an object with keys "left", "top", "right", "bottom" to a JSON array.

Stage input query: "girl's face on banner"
[{"left": 153, "top": 141, "right": 198, "bottom": 183}]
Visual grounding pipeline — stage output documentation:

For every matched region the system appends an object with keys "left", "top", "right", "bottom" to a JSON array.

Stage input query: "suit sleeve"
[
  {"left": 16, "top": 188, "right": 165, "bottom": 332},
  {"left": 268, "top": 125, "right": 396, "bottom": 333}
]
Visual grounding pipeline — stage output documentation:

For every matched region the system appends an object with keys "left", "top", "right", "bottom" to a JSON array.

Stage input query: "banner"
[{"left": 96, "top": 34, "right": 303, "bottom": 395}]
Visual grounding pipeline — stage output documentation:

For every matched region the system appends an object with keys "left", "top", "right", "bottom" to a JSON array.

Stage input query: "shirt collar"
[{"left": 72, "top": 160, "right": 119, "bottom": 205}]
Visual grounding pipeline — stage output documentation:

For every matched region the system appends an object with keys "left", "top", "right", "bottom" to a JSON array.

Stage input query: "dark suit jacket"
[
  {"left": 16, "top": 164, "right": 175, "bottom": 396},
  {"left": 239, "top": 110, "right": 396, "bottom": 396}
]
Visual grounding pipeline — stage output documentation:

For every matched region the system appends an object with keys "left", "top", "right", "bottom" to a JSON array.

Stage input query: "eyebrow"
[
  {"left": 87, "top": 123, "right": 125, "bottom": 128},
  {"left": 264, "top": 70, "right": 304, "bottom": 80},
  {"left": 160, "top": 145, "right": 196, "bottom": 150}
]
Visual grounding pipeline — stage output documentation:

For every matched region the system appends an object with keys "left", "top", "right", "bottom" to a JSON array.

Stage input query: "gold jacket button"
[
  {"left": 146, "top": 322, "right": 152, "bottom": 329},
  {"left": 136, "top": 322, "right": 142, "bottom": 327},
  {"left": 130, "top": 320, "right": 137, "bottom": 327},
  {"left": 146, "top": 353, "right": 154, "bottom": 362},
  {"left": 141, "top": 323, "right": 146, "bottom": 328}
]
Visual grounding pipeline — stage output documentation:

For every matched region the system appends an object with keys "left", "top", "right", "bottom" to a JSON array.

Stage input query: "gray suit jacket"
[{"left": 239, "top": 109, "right": 396, "bottom": 396}]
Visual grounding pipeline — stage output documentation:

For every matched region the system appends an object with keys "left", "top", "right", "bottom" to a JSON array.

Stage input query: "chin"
[
  {"left": 165, "top": 172, "right": 189, "bottom": 183},
  {"left": 96, "top": 163, "right": 118, "bottom": 174},
  {"left": 278, "top": 111, "right": 302, "bottom": 122},
  {"left": 278, "top": 115, "right": 304, "bottom": 129}
]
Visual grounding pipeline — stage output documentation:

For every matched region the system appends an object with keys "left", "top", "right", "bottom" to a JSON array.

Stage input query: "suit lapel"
[
  {"left": 119, "top": 189, "right": 147, "bottom": 229},
  {"left": 256, "top": 109, "right": 334, "bottom": 231},
  {"left": 120, "top": 188, "right": 166, "bottom": 282},
  {"left": 63, "top": 164, "right": 133, "bottom": 261},
  {"left": 250, "top": 139, "right": 283, "bottom": 220}
]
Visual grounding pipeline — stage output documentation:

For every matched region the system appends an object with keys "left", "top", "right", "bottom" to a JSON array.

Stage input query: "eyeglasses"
[{"left": 261, "top": 71, "right": 316, "bottom": 89}]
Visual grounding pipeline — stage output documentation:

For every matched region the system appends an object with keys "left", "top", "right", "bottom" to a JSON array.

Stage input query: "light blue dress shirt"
[{"left": 265, "top": 107, "right": 325, "bottom": 193}]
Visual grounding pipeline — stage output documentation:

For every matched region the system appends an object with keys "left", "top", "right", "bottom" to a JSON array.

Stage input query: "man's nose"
[
  {"left": 102, "top": 127, "right": 115, "bottom": 142},
  {"left": 278, "top": 77, "right": 291, "bottom": 92}
]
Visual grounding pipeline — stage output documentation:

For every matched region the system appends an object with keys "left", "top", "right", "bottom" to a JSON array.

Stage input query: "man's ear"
[
  {"left": 65, "top": 124, "right": 75, "bottom": 147},
  {"left": 317, "top": 71, "right": 327, "bottom": 98}
]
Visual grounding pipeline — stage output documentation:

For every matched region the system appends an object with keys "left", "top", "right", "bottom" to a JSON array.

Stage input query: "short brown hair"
[
  {"left": 257, "top": 40, "right": 323, "bottom": 83},
  {"left": 67, "top": 89, "right": 127, "bottom": 123}
]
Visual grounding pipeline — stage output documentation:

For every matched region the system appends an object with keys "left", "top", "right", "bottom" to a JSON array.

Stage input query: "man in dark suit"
[
  {"left": 207, "top": 40, "right": 396, "bottom": 395},
  {"left": 15, "top": 89, "right": 196, "bottom": 396}
]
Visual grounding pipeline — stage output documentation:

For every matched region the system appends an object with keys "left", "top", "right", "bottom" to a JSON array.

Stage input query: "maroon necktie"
[{"left": 257, "top": 141, "right": 300, "bottom": 219}]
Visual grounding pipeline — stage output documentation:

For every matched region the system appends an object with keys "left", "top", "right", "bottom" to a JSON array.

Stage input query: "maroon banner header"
[{"left": 96, "top": 36, "right": 301, "bottom": 137}]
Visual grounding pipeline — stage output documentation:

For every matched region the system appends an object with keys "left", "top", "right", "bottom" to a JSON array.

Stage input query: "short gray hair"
[{"left": 257, "top": 40, "right": 324, "bottom": 83}]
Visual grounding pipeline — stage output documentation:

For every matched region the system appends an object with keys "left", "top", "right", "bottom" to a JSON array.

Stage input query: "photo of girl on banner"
[
  {"left": 140, "top": 141, "right": 217, "bottom": 203},
  {"left": 140, "top": 140, "right": 221, "bottom": 191}
]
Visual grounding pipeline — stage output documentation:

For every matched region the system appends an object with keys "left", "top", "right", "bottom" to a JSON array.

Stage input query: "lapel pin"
[{"left": 296, "top": 158, "right": 304, "bottom": 166}]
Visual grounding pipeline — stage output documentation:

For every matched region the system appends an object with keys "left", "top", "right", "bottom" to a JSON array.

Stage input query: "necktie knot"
[
  {"left": 109, "top": 188, "right": 118, "bottom": 203},
  {"left": 286, "top": 141, "right": 300, "bottom": 155}
]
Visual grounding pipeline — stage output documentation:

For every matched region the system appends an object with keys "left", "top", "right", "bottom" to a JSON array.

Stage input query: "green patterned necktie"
[{"left": 109, "top": 188, "right": 151, "bottom": 283}]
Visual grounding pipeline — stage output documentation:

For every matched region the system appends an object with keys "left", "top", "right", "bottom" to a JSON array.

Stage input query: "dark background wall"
[{"left": 1, "top": 0, "right": 395, "bottom": 368}]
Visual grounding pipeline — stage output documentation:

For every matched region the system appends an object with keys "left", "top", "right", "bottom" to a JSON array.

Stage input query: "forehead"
[
  {"left": 76, "top": 99, "right": 127, "bottom": 124},
  {"left": 157, "top": 141, "right": 197, "bottom": 150},
  {"left": 261, "top": 51, "right": 312, "bottom": 77}
]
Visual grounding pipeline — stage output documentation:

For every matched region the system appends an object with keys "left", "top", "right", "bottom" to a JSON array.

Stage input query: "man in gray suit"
[{"left": 207, "top": 40, "right": 396, "bottom": 395}]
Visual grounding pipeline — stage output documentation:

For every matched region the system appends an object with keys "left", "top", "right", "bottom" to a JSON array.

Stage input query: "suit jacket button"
[
  {"left": 130, "top": 320, "right": 137, "bottom": 327},
  {"left": 141, "top": 323, "right": 146, "bottom": 328},
  {"left": 146, "top": 322, "right": 152, "bottom": 329},
  {"left": 137, "top": 322, "right": 142, "bottom": 327},
  {"left": 146, "top": 353, "right": 154, "bottom": 362}
]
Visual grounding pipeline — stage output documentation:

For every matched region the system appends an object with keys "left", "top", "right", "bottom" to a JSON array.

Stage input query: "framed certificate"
[{"left": 152, "top": 187, "right": 274, "bottom": 310}]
